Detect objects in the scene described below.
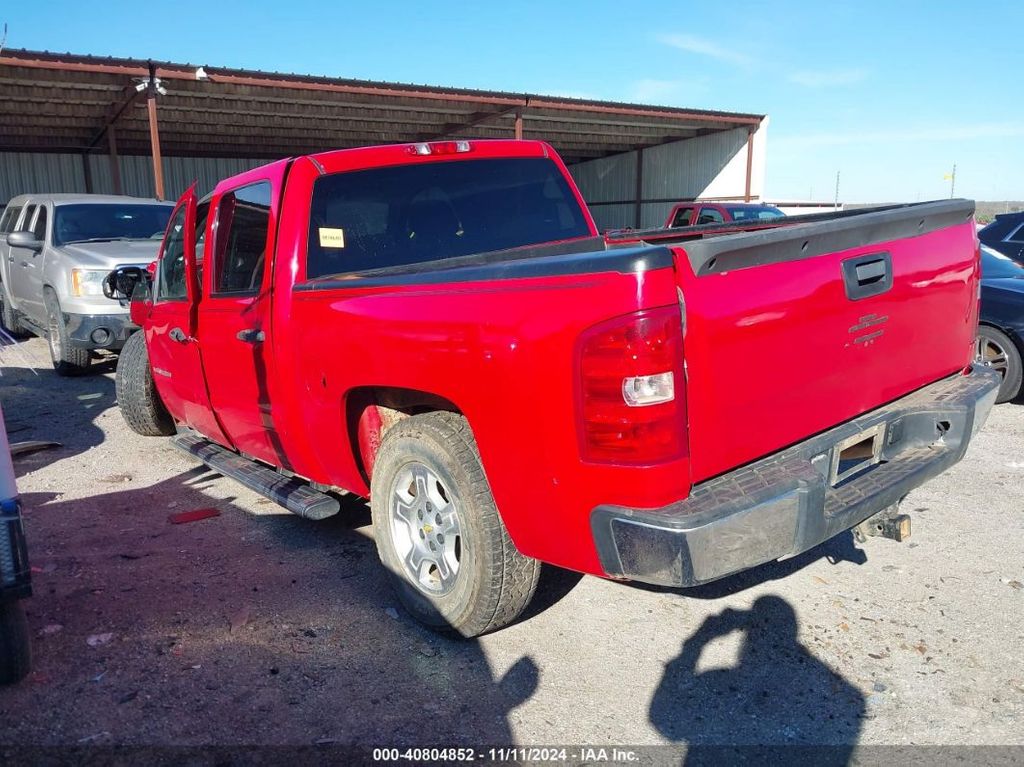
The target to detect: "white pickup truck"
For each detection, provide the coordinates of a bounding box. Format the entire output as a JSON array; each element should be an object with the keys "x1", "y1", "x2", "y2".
[{"x1": 0, "y1": 194, "x2": 172, "y2": 375}]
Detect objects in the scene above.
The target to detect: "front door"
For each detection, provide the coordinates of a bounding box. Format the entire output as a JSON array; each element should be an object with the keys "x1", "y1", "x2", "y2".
[
  {"x1": 198, "y1": 161, "x2": 289, "y2": 468},
  {"x1": 145, "y1": 185, "x2": 227, "y2": 444}
]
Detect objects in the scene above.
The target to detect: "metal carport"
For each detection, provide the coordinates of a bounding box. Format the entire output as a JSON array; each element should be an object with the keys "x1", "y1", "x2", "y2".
[{"x1": 0, "y1": 49, "x2": 766, "y2": 228}]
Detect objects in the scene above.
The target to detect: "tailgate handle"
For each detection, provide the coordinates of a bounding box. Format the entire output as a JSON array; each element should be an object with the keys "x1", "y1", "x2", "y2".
[{"x1": 842, "y1": 252, "x2": 892, "y2": 300}]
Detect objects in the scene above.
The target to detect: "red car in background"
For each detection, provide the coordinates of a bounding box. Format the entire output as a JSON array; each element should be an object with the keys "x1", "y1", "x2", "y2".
[{"x1": 666, "y1": 201, "x2": 785, "y2": 228}]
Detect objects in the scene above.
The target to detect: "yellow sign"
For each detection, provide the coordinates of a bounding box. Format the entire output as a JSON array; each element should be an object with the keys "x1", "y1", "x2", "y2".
[{"x1": 318, "y1": 227, "x2": 346, "y2": 248}]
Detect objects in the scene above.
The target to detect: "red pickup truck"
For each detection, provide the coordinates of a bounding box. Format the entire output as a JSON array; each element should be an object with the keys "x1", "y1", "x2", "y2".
[{"x1": 110, "y1": 139, "x2": 999, "y2": 637}]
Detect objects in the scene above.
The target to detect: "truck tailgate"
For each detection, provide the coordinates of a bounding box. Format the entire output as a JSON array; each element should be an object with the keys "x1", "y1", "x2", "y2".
[{"x1": 674, "y1": 200, "x2": 979, "y2": 483}]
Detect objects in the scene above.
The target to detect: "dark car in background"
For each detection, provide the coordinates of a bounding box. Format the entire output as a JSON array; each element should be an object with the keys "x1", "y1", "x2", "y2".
[
  {"x1": 978, "y1": 245, "x2": 1024, "y2": 402},
  {"x1": 979, "y1": 211, "x2": 1024, "y2": 264}
]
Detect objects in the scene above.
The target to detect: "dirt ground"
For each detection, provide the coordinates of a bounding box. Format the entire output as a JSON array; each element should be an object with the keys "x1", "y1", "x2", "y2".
[{"x1": 0, "y1": 337, "x2": 1022, "y2": 753}]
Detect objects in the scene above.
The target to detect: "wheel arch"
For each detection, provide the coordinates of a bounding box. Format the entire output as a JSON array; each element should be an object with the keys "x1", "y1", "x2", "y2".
[{"x1": 345, "y1": 386, "x2": 464, "y2": 487}]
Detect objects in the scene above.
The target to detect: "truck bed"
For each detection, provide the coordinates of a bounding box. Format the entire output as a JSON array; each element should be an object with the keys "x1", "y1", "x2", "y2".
[{"x1": 619, "y1": 199, "x2": 979, "y2": 481}]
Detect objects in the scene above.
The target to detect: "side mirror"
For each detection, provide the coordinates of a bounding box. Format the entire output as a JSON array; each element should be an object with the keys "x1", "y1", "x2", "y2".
[
  {"x1": 6, "y1": 231, "x2": 43, "y2": 252},
  {"x1": 103, "y1": 266, "x2": 149, "y2": 302}
]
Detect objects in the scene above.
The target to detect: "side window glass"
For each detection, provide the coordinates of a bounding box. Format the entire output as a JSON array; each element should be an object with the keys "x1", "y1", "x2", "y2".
[
  {"x1": 213, "y1": 181, "x2": 271, "y2": 295},
  {"x1": 0, "y1": 208, "x2": 11, "y2": 233},
  {"x1": 33, "y1": 207, "x2": 47, "y2": 241},
  {"x1": 1005, "y1": 224, "x2": 1024, "y2": 244},
  {"x1": 19, "y1": 205, "x2": 37, "y2": 233},
  {"x1": 3, "y1": 207, "x2": 23, "y2": 233},
  {"x1": 671, "y1": 207, "x2": 694, "y2": 227},
  {"x1": 697, "y1": 208, "x2": 724, "y2": 225},
  {"x1": 156, "y1": 205, "x2": 189, "y2": 302}
]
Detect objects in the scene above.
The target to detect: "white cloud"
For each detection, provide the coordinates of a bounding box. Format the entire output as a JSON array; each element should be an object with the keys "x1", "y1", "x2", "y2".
[
  {"x1": 657, "y1": 33, "x2": 753, "y2": 67},
  {"x1": 788, "y1": 69, "x2": 867, "y2": 88},
  {"x1": 775, "y1": 122, "x2": 1024, "y2": 147}
]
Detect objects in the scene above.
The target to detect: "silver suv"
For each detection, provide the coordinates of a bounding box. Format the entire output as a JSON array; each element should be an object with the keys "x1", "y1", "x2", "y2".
[{"x1": 0, "y1": 194, "x2": 173, "y2": 375}]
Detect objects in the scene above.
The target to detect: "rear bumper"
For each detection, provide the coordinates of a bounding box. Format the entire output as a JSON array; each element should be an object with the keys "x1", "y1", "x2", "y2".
[
  {"x1": 591, "y1": 365, "x2": 1001, "y2": 587},
  {"x1": 64, "y1": 312, "x2": 136, "y2": 350}
]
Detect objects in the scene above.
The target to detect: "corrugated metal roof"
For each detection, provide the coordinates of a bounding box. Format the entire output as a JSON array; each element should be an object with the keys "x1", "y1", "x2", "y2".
[{"x1": 0, "y1": 48, "x2": 764, "y2": 166}]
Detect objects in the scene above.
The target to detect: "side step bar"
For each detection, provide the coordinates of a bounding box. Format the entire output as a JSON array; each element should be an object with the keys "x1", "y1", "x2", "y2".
[{"x1": 172, "y1": 433, "x2": 340, "y2": 521}]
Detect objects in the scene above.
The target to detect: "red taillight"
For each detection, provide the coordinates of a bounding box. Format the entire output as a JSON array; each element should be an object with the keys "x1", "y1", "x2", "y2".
[
  {"x1": 406, "y1": 141, "x2": 472, "y2": 156},
  {"x1": 577, "y1": 306, "x2": 687, "y2": 464}
]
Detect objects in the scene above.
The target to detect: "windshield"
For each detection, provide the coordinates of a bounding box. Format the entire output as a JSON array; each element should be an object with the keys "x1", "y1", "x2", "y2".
[
  {"x1": 981, "y1": 245, "x2": 1024, "y2": 279},
  {"x1": 54, "y1": 203, "x2": 173, "y2": 246},
  {"x1": 306, "y1": 157, "x2": 592, "y2": 279},
  {"x1": 725, "y1": 205, "x2": 785, "y2": 221}
]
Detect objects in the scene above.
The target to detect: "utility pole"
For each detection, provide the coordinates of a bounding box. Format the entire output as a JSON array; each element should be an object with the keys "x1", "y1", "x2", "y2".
[
  {"x1": 834, "y1": 170, "x2": 840, "y2": 209},
  {"x1": 949, "y1": 163, "x2": 957, "y2": 199}
]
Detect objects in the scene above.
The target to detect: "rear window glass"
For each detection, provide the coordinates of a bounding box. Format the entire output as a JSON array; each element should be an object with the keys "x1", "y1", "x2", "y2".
[
  {"x1": 725, "y1": 206, "x2": 785, "y2": 221},
  {"x1": 306, "y1": 157, "x2": 591, "y2": 279}
]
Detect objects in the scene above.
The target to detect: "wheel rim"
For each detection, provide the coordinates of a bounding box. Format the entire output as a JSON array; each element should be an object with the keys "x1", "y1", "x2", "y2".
[
  {"x1": 47, "y1": 305, "x2": 63, "y2": 360},
  {"x1": 976, "y1": 335, "x2": 1009, "y2": 378},
  {"x1": 389, "y1": 462, "x2": 462, "y2": 595}
]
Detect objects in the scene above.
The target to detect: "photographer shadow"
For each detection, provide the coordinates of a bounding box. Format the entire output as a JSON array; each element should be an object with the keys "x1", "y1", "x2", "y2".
[{"x1": 650, "y1": 595, "x2": 864, "y2": 765}]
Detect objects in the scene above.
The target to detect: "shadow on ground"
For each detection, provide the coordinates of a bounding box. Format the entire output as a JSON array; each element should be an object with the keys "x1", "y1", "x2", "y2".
[
  {"x1": 6, "y1": 469, "x2": 538, "y2": 746},
  {"x1": 0, "y1": 350, "x2": 117, "y2": 476},
  {"x1": 650, "y1": 596, "x2": 865, "y2": 765}
]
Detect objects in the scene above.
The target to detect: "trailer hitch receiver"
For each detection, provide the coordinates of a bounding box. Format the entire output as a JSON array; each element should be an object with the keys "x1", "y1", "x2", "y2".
[{"x1": 853, "y1": 506, "x2": 911, "y2": 543}]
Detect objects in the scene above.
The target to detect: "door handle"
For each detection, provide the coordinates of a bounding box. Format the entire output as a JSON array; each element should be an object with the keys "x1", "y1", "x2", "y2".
[
  {"x1": 842, "y1": 252, "x2": 892, "y2": 300},
  {"x1": 236, "y1": 328, "x2": 265, "y2": 344},
  {"x1": 168, "y1": 327, "x2": 191, "y2": 343}
]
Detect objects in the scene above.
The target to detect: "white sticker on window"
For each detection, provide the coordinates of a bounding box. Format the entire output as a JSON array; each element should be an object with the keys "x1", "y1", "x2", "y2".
[{"x1": 319, "y1": 227, "x2": 346, "y2": 248}]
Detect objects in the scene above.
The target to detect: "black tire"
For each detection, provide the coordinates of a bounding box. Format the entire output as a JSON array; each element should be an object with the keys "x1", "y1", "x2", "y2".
[
  {"x1": 0, "y1": 283, "x2": 21, "y2": 336},
  {"x1": 0, "y1": 601, "x2": 32, "y2": 685},
  {"x1": 977, "y1": 325, "x2": 1023, "y2": 404},
  {"x1": 370, "y1": 412, "x2": 540, "y2": 637},
  {"x1": 116, "y1": 330, "x2": 176, "y2": 436},
  {"x1": 43, "y1": 288, "x2": 91, "y2": 377}
]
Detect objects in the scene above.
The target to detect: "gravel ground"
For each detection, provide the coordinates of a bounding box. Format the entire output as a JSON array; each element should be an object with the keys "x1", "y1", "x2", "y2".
[{"x1": 0, "y1": 337, "x2": 1022, "y2": 753}]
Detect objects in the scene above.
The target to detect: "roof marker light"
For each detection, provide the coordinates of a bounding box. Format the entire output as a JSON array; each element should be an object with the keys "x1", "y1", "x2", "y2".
[{"x1": 407, "y1": 141, "x2": 473, "y2": 156}]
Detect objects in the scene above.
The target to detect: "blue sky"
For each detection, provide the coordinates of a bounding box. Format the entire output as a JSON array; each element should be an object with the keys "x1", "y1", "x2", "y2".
[{"x1": 4, "y1": 0, "x2": 1021, "y2": 202}]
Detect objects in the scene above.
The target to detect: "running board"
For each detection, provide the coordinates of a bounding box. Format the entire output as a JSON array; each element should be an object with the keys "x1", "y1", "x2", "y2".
[{"x1": 172, "y1": 433, "x2": 340, "y2": 520}]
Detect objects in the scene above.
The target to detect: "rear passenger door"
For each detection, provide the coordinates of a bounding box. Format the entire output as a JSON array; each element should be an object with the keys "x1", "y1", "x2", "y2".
[
  {"x1": 198, "y1": 162, "x2": 288, "y2": 467},
  {"x1": 0, "y1": 203, "x2": 24, "y2": 307},
  {"x1": 8, "y1": 204, "x2": 41, "y2": 321}
]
